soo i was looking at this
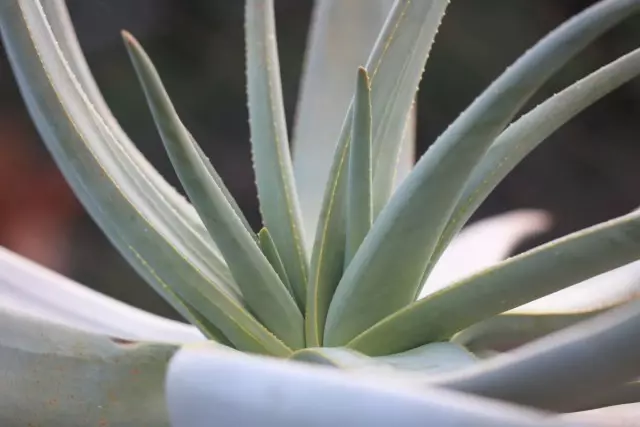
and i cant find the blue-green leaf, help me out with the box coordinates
[422,45,640,291]
[0,0,289,355]
[292,0,396,246]
[433,300,640,412]
[347,209,640,355]
[258,227,295,300]
[123,32,303,350]
[0,306,176,426]
[324,0,640,347]
[346,67,373,265]
[308,0,449,348]
[245,0,309,309]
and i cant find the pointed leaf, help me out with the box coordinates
[308,0,449,347]
[452,311,606,355]
[346,67,373,265]
[0,306,176,426]
[0,246,205,344]
[325,0,640,347]
[258,227,295,299]
[167,345,570,427]
[124,32,303,349]
[40,0,236,287]
[433,300,640,412]
[0,0,289,356]
[292,0,396,245]
[425,45,640,289]
[245,0,309,308]
[348,209,640,355]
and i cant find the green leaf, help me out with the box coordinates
[347,209,640,355]
[345,67,373,266]
[0,0,290,356]
[0,306,176,426]
[245,0,309,309]
[123,32,303,350]
[308,0,449,348]
[40,0,237,289]
[292,0,396,247]
[290,347,380,370]
[452,311,606,355]
[423,45,640,290]
[258,227,295,300]
[578,381,640,411]
[324,0,640,347]
[432,300,640,412]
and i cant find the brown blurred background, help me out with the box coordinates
[0,0,639,320]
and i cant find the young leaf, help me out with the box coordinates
[432,300,640,412]
[123,32,304,350]
[292,0,396,246]
[345,67,373,266]
[0,306,177,426]
[0,0,290,355]
[347,208,640,355]
[307,0,449,348]
[324,0,640,347]
[245,0,309,309]
[422,45,640,292]
[258,227,295,300]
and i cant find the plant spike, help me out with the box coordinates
[345,67,373,266]
[245,0,309,309]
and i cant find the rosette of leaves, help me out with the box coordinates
[1,0,640,426]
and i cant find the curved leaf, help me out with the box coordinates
[0,246,205,344]
[40,0,236,289]
[124,32,303,350]
[0,0,289,355]
[325,0,640,347]
[348,209,640,355]
[245,0,309,308]
[432,300,640,412]
[424,45,640,289]
[166,345,569,427]
[309,0,449,347]
[0,306,175,427]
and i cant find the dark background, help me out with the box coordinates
[1,0,639,320]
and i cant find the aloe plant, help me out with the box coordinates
[1,0,640,425]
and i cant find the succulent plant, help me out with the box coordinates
[1,0,640,425]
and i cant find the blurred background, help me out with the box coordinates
[0,0,639,320]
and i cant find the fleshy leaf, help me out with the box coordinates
[258,227,295,300]
[0,306,176,426]
[433,300,640,412]
[0,0,289,355]
[0,246,205,344]
[123,32,303,350]
[423,45,640,290]
[40,0,236,288]
[292,0,396,246]
[308,0,449,348]
[348,208,640,355]
[345,67,373,266]
[421,210,552,297]
[245,0,309,308]
[166,344,569,427]
[325,0,640,347]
